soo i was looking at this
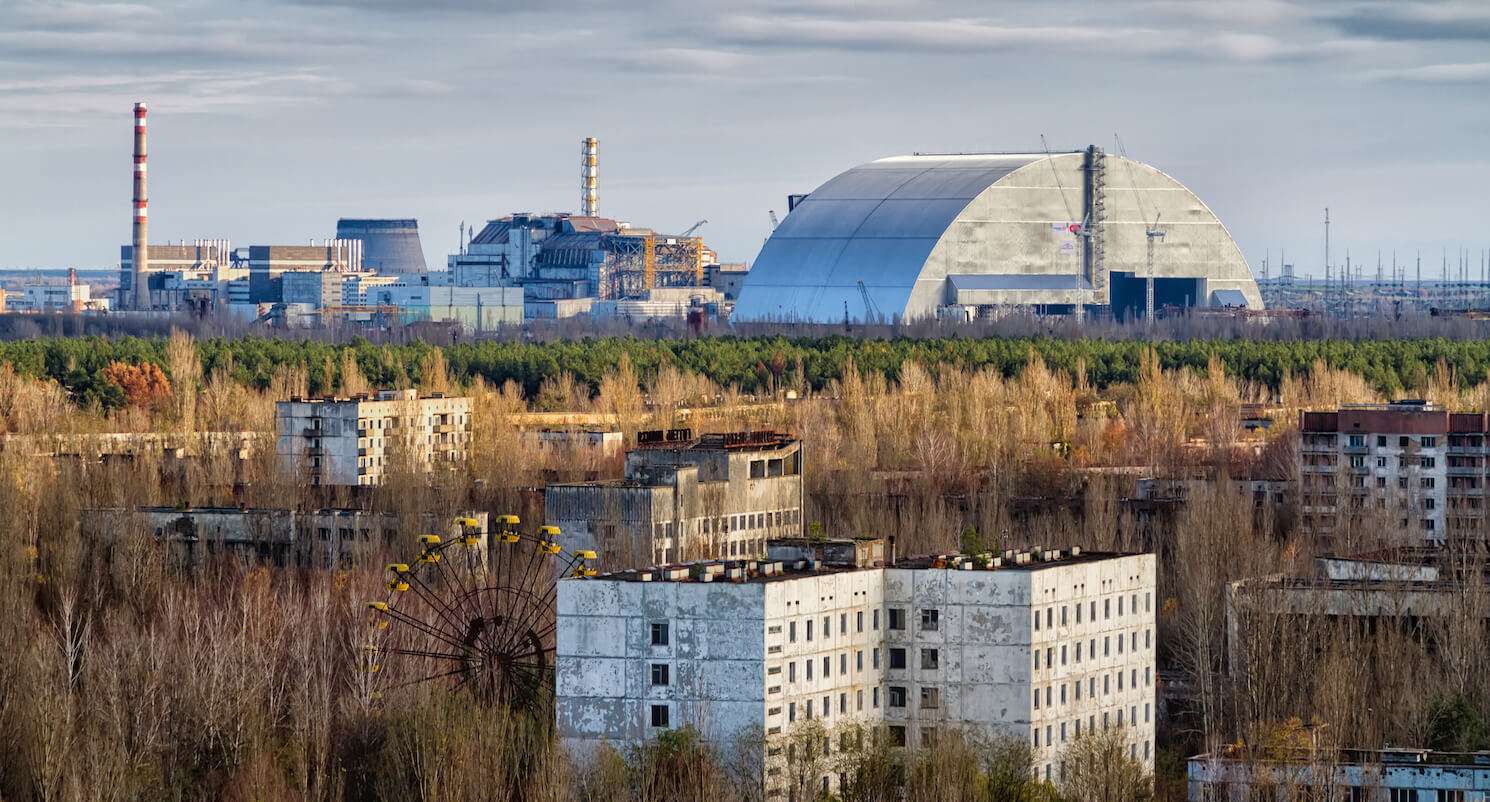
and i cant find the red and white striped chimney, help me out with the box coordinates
[132,101,149,310]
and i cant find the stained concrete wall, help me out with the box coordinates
[1188,755,1490,800]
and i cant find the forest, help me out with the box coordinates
[0,330,1487,801]
[3,334,1490,412]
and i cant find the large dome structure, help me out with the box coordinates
[735,148,1262,322]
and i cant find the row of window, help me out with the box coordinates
[1345,434,1439,449]
[1199,783,1461,802]
[783,606,937,645]
[1033,592,1152,633]
[1034,628,1153,671]
[1033,667,1154,710]
[1031,704,1151,749]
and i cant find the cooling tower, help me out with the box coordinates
[335,218,428,274]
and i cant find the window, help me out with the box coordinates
[873,648,880,669]
[1388,791,1418,802]
[650,704,669,728]
[888,608,905,630]
[650,663,670,686]
[920,687,941,709]
[840,653,847,675]
[789,621,796,642]
[857,689,864,711]
[888,686,907,707]
[1348,434,1365,447]
[921,609,940,631]
[823,656,830,677]
[1076,604,1083,623]
[806,660,813,680]
[1060,606,1068,626]
[806,620,814,641]
[1034,688,1041,709]
[1377,435,1387,447]
[889,725,906,747]
[856,651,863,671]
[1435,791,1464,802]
[1060,645,1068,665]
[921,648,939,670]
[1422,436,1438,448]
[1035,610,1042,631]
[1422,456,1437,469]
[789,662,796,682]
[1400,436,1410,447]
[890,648,907,669]
[824,616,831,637]
[873,609,880,630]
[857,611,864,632]
[1104,599,1111,619]
[840,613,847,634]
[650,622,669,646]
[873,687,880,708]
[1035,650,1042,670]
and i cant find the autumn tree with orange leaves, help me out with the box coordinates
[101,361,172,410]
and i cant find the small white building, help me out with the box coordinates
[556,539,1157,795]
[275,389,471,486]
[1189,747,1490,801]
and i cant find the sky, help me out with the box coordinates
[1,0,1487,278]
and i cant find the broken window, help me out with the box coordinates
[650,663,670,686]
[888,686,907,708]
[921,648,939,670]
[650,622,669,646]
[889,648,906,669]
[920,687,940,709]
[888,608,905,631]
[921,609,939,631]
[650,704,669,728]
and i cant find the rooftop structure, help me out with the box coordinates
[735,149,1262,323]
[275,389,470,486]
[557,539,1157,794]
[247,242,364,303]
[1298,400,1490,545]
[544,429,803,566]
[1188,746,1490,801]
[335,218,427,274]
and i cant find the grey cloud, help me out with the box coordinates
[1326,2,1490,41]
[1367,62,1490,84]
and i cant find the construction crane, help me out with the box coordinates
[680,219,707,237]
[857,279,883,322]
[1145,213,1164,324]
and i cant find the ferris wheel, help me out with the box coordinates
[361,515,597,714]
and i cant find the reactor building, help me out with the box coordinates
[734,147,1262,323]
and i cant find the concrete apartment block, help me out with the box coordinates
[556,539,1156,795]
[545,429,804,566]
[1298,400,1490,545]
[275,389,470,486]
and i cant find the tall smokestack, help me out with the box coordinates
[580,136,598,217]
[132,102,150,310]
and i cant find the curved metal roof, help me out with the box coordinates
[735,154,1048,322]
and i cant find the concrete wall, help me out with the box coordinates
[557,577,768,757]
[1189,754,1490,800]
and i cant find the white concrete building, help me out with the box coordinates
[556,539,1156,795]
[1189,747,1490,801]
[275,389,470,486]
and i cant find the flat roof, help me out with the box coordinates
[580,546,1142,584]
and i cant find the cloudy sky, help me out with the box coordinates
[1,0,1487,277]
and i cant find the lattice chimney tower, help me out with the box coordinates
[132,102,150,310]
[581,137,598,217]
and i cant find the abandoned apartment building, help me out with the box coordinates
[275,389,471,486]
[1298,400,1490,546]
[82,506,489,570]
[544,429,804,566]
[556,537,1157,796]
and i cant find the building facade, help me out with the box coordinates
[82,507,486,570]
[275,389,470,486]
[1299,401,1490,545]
[1189,747,1490,801]
[544,429,804,566]
[556,539,1157,795]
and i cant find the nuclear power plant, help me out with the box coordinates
[47,101,1481,327]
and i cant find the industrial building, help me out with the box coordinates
[544,429,803,565]
[556,539,1157,794]
[735,148,1262,323]
[9,270,109,313]
[82,507,486,571]
[275,389,470,486]
[1298,401,1490,545]
[335,218,427,274]
[1189,747,1490,801]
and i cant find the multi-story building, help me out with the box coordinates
[275,389,470,486]
[544,429,803,565]
[247,241,363,303]
[1298,401,1490,545]
[1189,746,1490,801]
[82,507,486,570]
[556,538,1157,795]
